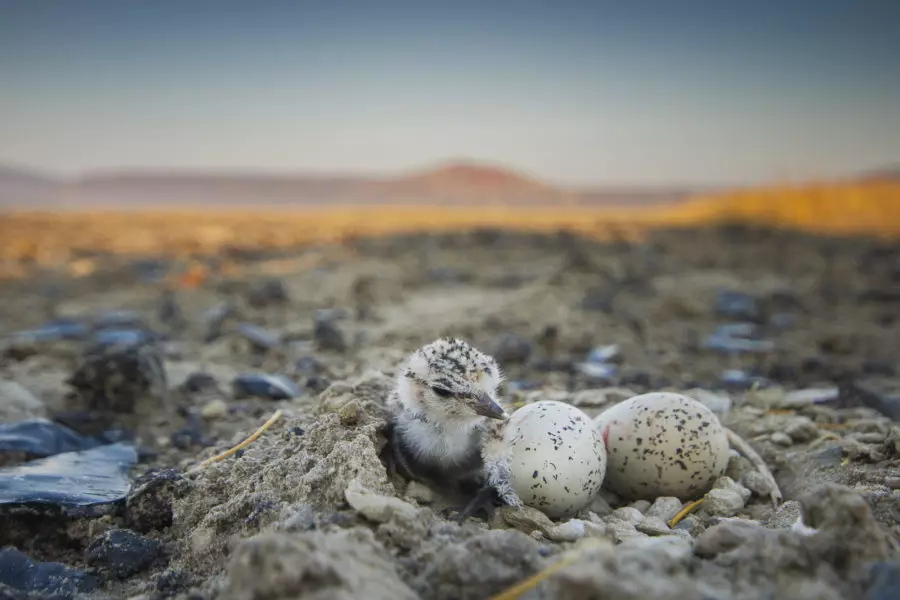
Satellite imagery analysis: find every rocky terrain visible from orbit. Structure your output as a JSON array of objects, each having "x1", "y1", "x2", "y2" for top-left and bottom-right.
[{"x1": 1, "y1": 224, "x2": 899, "y2": 600}]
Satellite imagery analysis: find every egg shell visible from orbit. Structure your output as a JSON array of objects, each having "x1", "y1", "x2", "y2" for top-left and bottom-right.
[
  {"x1": 593, "y1": 392, "x2": 730, "y2": 501},
  {"x1": 505, "y1": 400, "x2": 607, "y2": 519}
]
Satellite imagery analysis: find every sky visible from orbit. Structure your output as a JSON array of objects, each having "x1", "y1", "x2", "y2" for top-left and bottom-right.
[{"x1": 1, "y1": 0, "x2": 899, "y2": 186}]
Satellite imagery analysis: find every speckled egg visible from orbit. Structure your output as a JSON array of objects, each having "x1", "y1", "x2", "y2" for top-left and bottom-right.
[
  {"x1": 505, "y1": 400, "x2": 607, "y2": 518},
  {"x1": 593, "y1": 392, "x2": 730, "y2": 501}
]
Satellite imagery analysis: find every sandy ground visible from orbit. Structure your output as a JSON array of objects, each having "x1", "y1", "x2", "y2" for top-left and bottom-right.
[{"x1": 1, "y1": 224, "x2": 899, "y2": 599}]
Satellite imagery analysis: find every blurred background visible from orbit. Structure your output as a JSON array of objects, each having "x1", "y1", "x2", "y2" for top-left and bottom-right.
[{"x1": 1, "y1": 0, "x2": 899, "y2": 276}]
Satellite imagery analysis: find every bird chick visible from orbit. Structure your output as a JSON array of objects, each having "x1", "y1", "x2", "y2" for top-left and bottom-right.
[{"x1": 384, "y1": 337, "x2": 514, "y2": 517}]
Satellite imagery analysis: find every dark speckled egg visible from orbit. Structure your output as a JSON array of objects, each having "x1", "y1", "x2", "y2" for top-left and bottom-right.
[
  {"x1": 505, "y1": 400, "x2": 607, "y2": 519},
  {"x1": 593, "y1": 392, "x2": 730, "y2": 501}
]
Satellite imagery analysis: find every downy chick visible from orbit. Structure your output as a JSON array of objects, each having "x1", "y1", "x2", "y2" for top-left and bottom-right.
[{"x1": 384, "y1": 337, "x2": 518, "y2": 518}]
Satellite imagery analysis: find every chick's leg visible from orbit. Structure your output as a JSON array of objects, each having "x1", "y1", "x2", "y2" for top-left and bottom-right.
[
  {"x1": 446, "y1": 484, "x2": 500, "y2": 522},
  {"x1": 381, "y1": 423, "x2": 419, "y2": 481}
]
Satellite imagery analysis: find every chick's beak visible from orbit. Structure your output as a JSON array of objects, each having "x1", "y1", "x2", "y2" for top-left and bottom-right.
[{"x1": 473, "y1": 392, "x2": 507, "y2": 419}]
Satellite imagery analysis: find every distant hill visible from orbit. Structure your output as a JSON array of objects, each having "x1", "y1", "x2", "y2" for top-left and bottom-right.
[
  {"x1": 856, "y1": 164, "x2": 900, "y2": 182},
  {"x1": 0, "y1": 160, "x2": 691, "y2": 209},
  {"x1": 0, "y1": 165, "x2": 62, "y2": 207}
]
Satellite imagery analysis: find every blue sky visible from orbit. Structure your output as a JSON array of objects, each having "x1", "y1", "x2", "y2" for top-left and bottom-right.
[{"x1": 1, "y1": 0, "x2": 898, "y2": 185}]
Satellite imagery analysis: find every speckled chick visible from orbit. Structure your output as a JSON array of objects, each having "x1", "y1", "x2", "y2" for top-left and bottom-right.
[
  {"x1": 593, "y1": 392, "x2": 730, "y2": 501},
  {"x1": 385, "y1": 338, "x2": 509, "y2": 491}
]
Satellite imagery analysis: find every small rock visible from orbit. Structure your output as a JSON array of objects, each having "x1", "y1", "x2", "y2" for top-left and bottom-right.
[
  {"x1": 0, "y1": 547, "x2": 99, "y2": 597},
  {"x1": 235, "y1": 323, "x2": 281, "y2": 353},
  {"x1": 577, "y1": 362, "x2": 618, "y2": 381},
  {"x1": 586, "y1": 493, "x2": 614, "y2": 517},
  {"x1": 636, "y1": 515, "x2": 674, "y2": 536},
  {"x1": 586, "y1": 344, "x2": 621, "y2": 364},
  {"x1": 866, "y1": 562, "x2": 900, "y2": 600},
  {"x1": 694, "y1": 519, "x2": 770, "y2": 557},
  {"x1": 742, "y1": 470, "x2": 774, "y2": 498},
  {"x1": 404, "y1": 481, "x2": 435, "y2": 504},
  {"x1": 611, "y1": 506, "x2": 644, "y2": 526},
  {"x1": 685, "y1": 388, "x2": 732, "y2": 417},
  {"x1": 499, "y1": 505, "x2": 554, "y2": 537},
  {"x1": 769, "y1": 500, "x2": 804, "y2": 530},
  {"x1": 491, "y1": 332, "x2": 533, "y2": 364},
  {"x1": 606, "y1": 519, "x2": 648, "y2": 543},
  {"x1": 784, "y1": 387, "x2": 840, "y2": 407},
  {"x1": 345, "y1": 479, "x2": 418, "y2": 523},
  {"x1": 770, "y1": 431, "x2": 793, "y2": 446},
  {"x1": 279, "y1": 504, "x2": 316, "y2": 532},
  {"x1": 673, "y1": 516, "x2": 696, "y2": 533},
  {"x1": 0, "y1": 380, "x2": 46, "y2": 421},
  {"x1": 715, "y1": 290, "x2": 761, "y2": 321},
  {"x1": 644, "y1": 497, "x2": 683, "y2": 523},
  {"x1": 221, "y1": 529, "x2": 416, "y2": 600},
  {"x1": 699, "y1": 488, "x2": 746, "y2": 517},
  {"x1": 314, "y1": 311, "x2": 347, "y2": 353},
  {"x1": 628, "y1": 499, "x2": 651, "y2": 513},
  {"x1": 85, "y1": 529, "x2": 163, "y2": 579},
  {"x1": 200, "y1": 399, "x2": 229, "y2": 420},
  {"x1": 547, "y1": 519, "x2": 598, "y2": 542},
  {"x1": 245, "y1": 278, "x2": 290, "y2": 308},
  {"x1": 413, "y1": 529, "x2": 548, "y2": 600},
  {"x1": 126, "y1": 468, "x2": 186, "y2": 533},
  {"x1": 785, "y1": 416, "x2": 819, "y2": 443},
  {"x1": 66, "y1": 340, "x2": 168, "y2": 414},
  {"x1": 232, "y1": 373, "x2": 300, "y2": 400},
  {"x1": 713, "y1": 476, "x2": 752, "y2": 503},
  {"x1": 0, "y1": 442, "x2": 137, "y2": 517}
]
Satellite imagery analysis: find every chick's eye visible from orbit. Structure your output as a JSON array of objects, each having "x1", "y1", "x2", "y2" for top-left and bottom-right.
[{"x1": 431, "y1": 386, "x2": 453, "y2": 398}]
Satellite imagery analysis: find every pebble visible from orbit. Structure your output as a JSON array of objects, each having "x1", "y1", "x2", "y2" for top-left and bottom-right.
[
  {"x1": 314, "y1": 311, "x2": 347, "y2": 353},
  {"x1": 785, "y1": 416, "x2": 820, "y2": 443},
  {"x1": 547, "y1": 519, "x2": 599, "y2": 542},
  {"x1": 685, "y1": 388, "x2": 733, "y2": 417},
  {"x1": 714, "y1": 290, "x2": 761, "y2": 322},
  {"x1": 85, "y1": 528, "x2": 164, "y2": 579},
  {"x1": 232, "y1": 374, "x2": 301, "y2": 400},
  {"x1": 0, "y1": 442, "x2": 137, "y2": 517},
  {"x1": 742, "y1": 470, "x2": 774, "y2": 497},
  {"x1": 673, "y1": 516, "x2": 696, "y2": 533},
  {"x1": 644, "y1": 497, "x2": 684, "y2": 523},
  {"x1": 770, "y1": 431, "x2": 793, "y2": 446},
  {"x1": 0, "y1": 419, "x2": 100, "y2": 460},
  {"x1": 344, "y1": 479, "x2": 418, "y2": 523},
  {"x1": 0, "y1": 380, "x2": 47, "y2": 421},
  {"x1": 491, "y1": 332, "x2": 533, "y2": 364},
  {"x1": 606, "y1": 519, "x2": 648, "y2": 543},
  {"x1": 705, "y1": 323, "x2": 775, "y2": 354},
  {"x1": 635, "y1": 516, "x2": 674, "y2": 536},
  {"x1": 586, "y1": 493, "x2": 614, "y2": 517},
  {"x1": 200, "y1": 399, "x2": 229, "y2": 420},
  {"x1": 694, "y1": 519, "x2": 770, "y2": 557},
  {"x1": 769, "y1": 500, "x2": 804, "y2": 530},
  {"x1": 866, "y1": 562, "x2": 900, "y2": 600},
  {"x1": 611, "y1": 507, "x2": 645, "y2": 526},
  {"x1": 0, "y1": 547, "x2": 99, "y2": 597},
  {"x1": 700, "y1": 488, "x2": 746, "y2": 517},
  {"x1": 884, "y1": 476, "x2": 900, "y2": 490},
  {"x1": 713, "y1": 476, "x2": 752, "y2": 503},
  {"x1": 404, "y1": 481, "x2": 435, "y2": 504},
  {"x1": 586, "y1": 344, "x2": 621, "y2": 364},
  {"x1": 628, "y1": 499, "x2": 651, "y2": 513}
]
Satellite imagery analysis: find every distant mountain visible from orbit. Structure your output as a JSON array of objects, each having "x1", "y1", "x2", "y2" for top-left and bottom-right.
[
  {"x1": 857, "y1": 164, "x2": 900, "y2": 182},
  {"x1": 0, "y1": 160, "x2": 694, "y2": 209},
  {"x1": 0, "y1": 165, "x2": 62, "y2": 207}
]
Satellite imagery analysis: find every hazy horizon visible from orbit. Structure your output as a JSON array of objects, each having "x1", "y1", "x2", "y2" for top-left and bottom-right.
[{"x1": 2, "y1": 1, "x2": 899, "y2": 187}]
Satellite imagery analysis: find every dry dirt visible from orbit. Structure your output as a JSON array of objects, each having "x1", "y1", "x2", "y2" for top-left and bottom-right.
[{"x1": 1, "y1": 224, "x2": 899, "y2": 600}]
